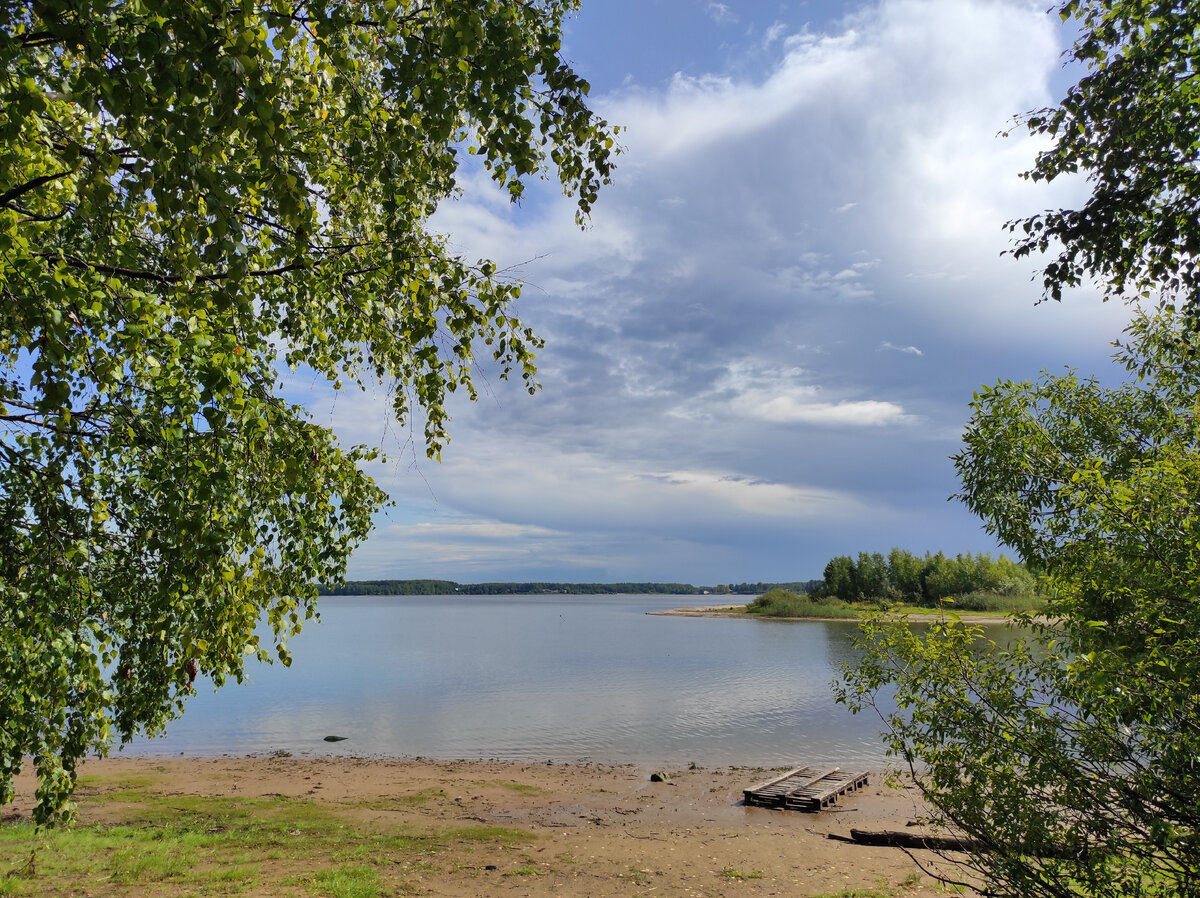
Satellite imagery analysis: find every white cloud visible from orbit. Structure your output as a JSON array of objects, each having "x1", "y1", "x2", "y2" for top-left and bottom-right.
[
  {"x1": 879, "y1": 342, "x2": 923, "y2": 356},
  {"x1": 734, "y1": 392, "x2": 910, "y2": 426},
  {"x1": 630, "y1": 469, "x2": 864, "y2": 517},
  {"x1": 706, "y1": 2, "x2": 736, "y2": 25},
  {"x1": 763, "y1": 22, "x2": 788, "y2": 46},
  {"x1": 394, "y1": 521, "x2": 559, "y2": 541},
  {"x1": 314, "y1": 0, "x2": 1141, "y2": 582},
  {"x1": 408, "y1": 442, "x2": 885, "y2": 530}
]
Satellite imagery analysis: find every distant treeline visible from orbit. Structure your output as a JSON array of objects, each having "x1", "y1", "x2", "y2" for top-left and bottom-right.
[
  {"x1": 318, "y1": 579, "x2": 822, "y2": 596},
  {"x1": 318, "y1": 555, "x2": 1032, "y2": 606},
  {"x1": 813, "y1": 549, "x2": 1039, "y2": 608}
]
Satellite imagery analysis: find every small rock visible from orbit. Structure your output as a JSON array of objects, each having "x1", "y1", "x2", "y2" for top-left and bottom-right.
[
  {"x1": 650, "y1": 771, "x2": 670, "y2": 783},
  {"x1": 323, "y1": 735, "x2": 348, "y2": 742}
]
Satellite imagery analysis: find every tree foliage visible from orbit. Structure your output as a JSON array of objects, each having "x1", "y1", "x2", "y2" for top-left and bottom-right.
[
  {"x1": 839, "y1": 309, "x2": 1200, "y2": 897},
  {"x1": 839, "y1": 1, "x2": 1200, "y2": 893},
  {"x1": 1, "y1": 0, "x2": 616, "y2": 824},
  {"x1": 813, "y1": 548, "x2": 1037, "y2": 608},
  {"x1": 1009, "y1": 0, "x2": 1200, "y2": 308}
]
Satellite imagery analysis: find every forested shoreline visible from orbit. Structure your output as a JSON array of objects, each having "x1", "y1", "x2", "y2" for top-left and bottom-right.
[
  {"x1": 318, "y1": 579, "x2": 823, "y2": 596},
  {"x1": 813, "y1": 548, "x2": 1040, "y2": 609},
  {"x1": 319, "y1": 550, "x2": 1039, "y2": 606}
]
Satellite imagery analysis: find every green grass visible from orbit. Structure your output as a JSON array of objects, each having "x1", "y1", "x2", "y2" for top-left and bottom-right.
[
  {"x1": 720, "y1": 866, "x2": 763, "y2": 879},
  {"x1": 302, "y1": 864, "x2": 382, "y2": 898},
  {"x1": 447, "y1": 824, "x2": 532, "y2": 846},
  {"x1": 742, "y1": 593, "x2": 860, "y2": 619},
  {"x1": 893, "y1": 592, "x2": 1047, "y2": 616},
  {"x1": 933, "y1": 592, "x2": 1046, "y2": 614},
  {"x1": 0, "y1": 783, "x2": 535, "y2": 897},
  {"x1": 503, "y1": 864, "x2": 542, "y2": 877},
  {"x1": 352, "y1": 787, "x2": 447, "y2": 810},
  {"x1": 741, "y1": 588, "x2": 1046, "y2": 620}
]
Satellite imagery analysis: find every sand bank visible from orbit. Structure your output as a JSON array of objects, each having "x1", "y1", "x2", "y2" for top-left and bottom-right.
[
  {"x1": 6, "y1": 755, "x2": 967, "y2": 896},
  {"x1": 650, "y1": 605, "x2": 1015, "y2": 625}
]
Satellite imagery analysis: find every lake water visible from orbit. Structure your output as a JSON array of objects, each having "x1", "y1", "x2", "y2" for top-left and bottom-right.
[{"x1": 128, "y1": 594, "x2": 908, "y2": 768}]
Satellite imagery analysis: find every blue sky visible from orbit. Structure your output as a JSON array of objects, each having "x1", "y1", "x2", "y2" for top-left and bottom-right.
[{"x1": 313, "y1": 0, "x2": 1134, "y2": 585}]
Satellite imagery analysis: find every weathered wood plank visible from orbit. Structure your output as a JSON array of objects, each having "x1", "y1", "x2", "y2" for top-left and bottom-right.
[
  {"x1": 844, "y1": 828, "x2": 982, "y2": 852},
  {"x1": 745, "y1": 765, "x2": 869, "y2": 812},
  {"x1": 743, "y1": 766, "x2": 811, "y2": 796},
  {"x1": 782, "y1": 767, "x2": 840, "y2": 798},
  {"x1": 810, "y1": 770, "x2": 869, "y2": 803}
]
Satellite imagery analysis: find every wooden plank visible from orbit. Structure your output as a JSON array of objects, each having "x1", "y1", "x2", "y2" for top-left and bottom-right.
[
  {"x1": 845, "y1": 828, "x2": 980, "y2": 852},
  {"x1": 743, "y1": 767, "x2": 816, "y2": 805},
  {"x1": 780, "y1": 770, "x2": 869, "y2": 812},
  {"x1": 744, "y1": 766, "x2": 810, "y2": 795},
  {"x1": 810, "y1": 770, "x2": 868, "y2": 803},
  {"x1": 745, "y1": 764, "x2": 870, "y2": 812},
  {"x1": 781, "y1": 767, "x2": 840, "y2": 798}
]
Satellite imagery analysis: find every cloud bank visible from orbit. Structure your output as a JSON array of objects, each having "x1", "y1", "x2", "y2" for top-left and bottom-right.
[{"x1": 309, "y1": 0, "x2": 1135, "y2": 584}]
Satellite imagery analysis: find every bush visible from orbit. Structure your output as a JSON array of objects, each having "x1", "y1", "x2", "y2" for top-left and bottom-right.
[{"x1": 745, "y1": 589, "x2": 857, "y2": 619}]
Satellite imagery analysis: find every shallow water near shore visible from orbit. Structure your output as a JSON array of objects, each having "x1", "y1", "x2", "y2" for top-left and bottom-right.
[{"x1": 126, "y1": 594, "x2": 978, "y2": 767}]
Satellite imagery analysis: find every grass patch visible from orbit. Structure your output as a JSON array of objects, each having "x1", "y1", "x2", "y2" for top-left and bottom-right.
[
  {"x1": 305, "y1": 864, "x2": 382, "y2": 898},
  {"x1": 893, "y1": 592, "x2": 1047, "y2": 616},
  {"x1": 75, "y1": 772, "x2": 160, "y2": 790},
  {"x1": 720, "y1": 866, "x2": 763, "y2": 880},
  {"x1": 447, "y1": 824, "x2": 533, "y2": 846},
  {"x1": 742, "y1": 588, "x2": 1046, "y2": 620},
  {"x1": 74, "y1": 771, "x2": 163, "y2": 805},
  {"x1": 503, "y1": 864, "x2": 541, "y2": 876},
  {"x1": 933, "y1": 592, "x2": 1046, "y2": 614},
  {"x1": 484, "y1": 780, "x2": 548, "y2": 796},
  {"x1": 743, "y1": 589, "x2": 860, "y2": 619},
  {"x1": 0, "y1": 779, "x2": 534, "y2": 897},
  {"x1": 352, "y1": 787, "x2": 446, "y2": 810}
]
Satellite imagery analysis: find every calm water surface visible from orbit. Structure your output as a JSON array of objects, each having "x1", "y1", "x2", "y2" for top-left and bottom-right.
[{"x1": 129, "y1": 595, "x2": 912, "y2": 767}]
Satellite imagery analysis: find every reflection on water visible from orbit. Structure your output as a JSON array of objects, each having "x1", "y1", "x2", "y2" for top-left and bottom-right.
[{"x1": 124, "y1": 595, "x2": 1010, "y2": 767}]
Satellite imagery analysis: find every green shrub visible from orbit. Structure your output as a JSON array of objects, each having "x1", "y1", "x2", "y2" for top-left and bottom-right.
[{"x1": 746, "y1": 589, "x2": 858, "y2": 618}]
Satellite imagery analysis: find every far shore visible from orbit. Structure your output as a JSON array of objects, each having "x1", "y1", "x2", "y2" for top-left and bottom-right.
[
  {"x1": 650, "y1": 603, "x2": 1018, "y2": 625},
  {"x1": 5, "y1": 755, "x2": 961, "y2": 897}
]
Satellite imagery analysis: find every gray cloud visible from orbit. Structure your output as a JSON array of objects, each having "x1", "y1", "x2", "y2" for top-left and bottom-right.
[{"x1": 314, "y1": 0, "x2": 1137, "y2": 584}]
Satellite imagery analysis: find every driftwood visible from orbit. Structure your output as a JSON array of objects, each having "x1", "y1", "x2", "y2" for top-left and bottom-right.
[
  {"x1": 826, "y1": 828, "x2": 985, "y2": 852},
  {"x1": 830, "y1": 828, "x2": 1079, "y2": 859}
]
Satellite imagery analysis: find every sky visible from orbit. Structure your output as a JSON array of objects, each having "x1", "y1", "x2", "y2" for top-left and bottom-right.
[{"x1": 309, "y1": 0, "x2": 1137, "y2": 586}]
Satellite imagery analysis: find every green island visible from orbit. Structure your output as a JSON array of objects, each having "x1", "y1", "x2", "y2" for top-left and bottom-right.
[{"x1": 742, "y1": 549, "x2": 1043, "y2": 619}]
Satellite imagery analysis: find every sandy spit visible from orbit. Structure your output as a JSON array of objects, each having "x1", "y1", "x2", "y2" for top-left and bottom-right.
[{"x1": 650, "y1": 605, "x2": 1016, "y2": 626}]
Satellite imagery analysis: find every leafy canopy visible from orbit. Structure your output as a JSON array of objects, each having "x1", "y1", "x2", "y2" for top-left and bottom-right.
[
  {"x1": 813, "y1": 548, "x2": 1037, "y2": 608},
  {"x1": 1009, "y1": 0, "x2": 1200, "y2": 307},
  {"x1": 0, "y1": 0, "x2": 616, "y2": 824},
  {"x1": 840, "y1": 309, "x2": 1200, "y2": 897},
  {"x1": 839, "y1": 0, "x2": 1200, "y2": 894}
]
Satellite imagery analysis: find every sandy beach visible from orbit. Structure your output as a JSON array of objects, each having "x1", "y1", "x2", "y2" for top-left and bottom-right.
[
  {"x1": 5, "y1": 755, "x2": 963, "y2": 896},
  {"x1": 649, "y1": 604, "x2": 1016, "y2": 626}
]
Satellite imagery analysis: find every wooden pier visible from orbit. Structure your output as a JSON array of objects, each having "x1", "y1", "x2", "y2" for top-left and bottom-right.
[{"x1": 743, "y1": 766, "x2": 870, "y2": 812}]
